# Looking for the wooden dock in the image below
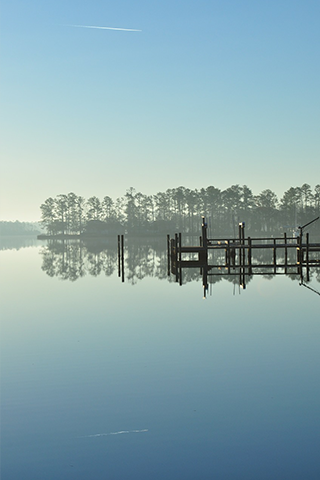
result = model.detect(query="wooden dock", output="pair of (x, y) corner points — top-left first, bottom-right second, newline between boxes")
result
(168, 217), (320, 294)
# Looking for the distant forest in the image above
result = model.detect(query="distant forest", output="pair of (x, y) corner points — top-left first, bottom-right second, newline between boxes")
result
(0, 221), (41, 236)
(40, 184), (320, 237)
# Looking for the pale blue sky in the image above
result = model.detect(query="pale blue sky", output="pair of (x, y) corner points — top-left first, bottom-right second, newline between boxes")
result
(1, 0), (319, 220)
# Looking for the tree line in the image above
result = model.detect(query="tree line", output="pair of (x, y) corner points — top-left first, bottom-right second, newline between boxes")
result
(40, 184), (320, 236)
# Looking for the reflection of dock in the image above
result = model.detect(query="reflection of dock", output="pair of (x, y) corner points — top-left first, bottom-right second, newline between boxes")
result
(168, 217), (320, 296)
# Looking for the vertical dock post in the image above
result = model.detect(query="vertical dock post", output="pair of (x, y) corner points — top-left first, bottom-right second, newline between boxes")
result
(242, 223), (246, 266)
(121, 234), (124, 282)
(117, 235), (121, 277)
(297, 235), (302, 264)
(178, 232), (182, 285)
(225, 241), (229, 268)
(199, 217), (208, 264)
(248, 236), (252, 274)
(167, 234), (170, 276)
(238, 222), (245, 266)
(273, 238), (277, 273)
(238, 223), (242, 266)
(284, 233), (288, 272)
(306, 232), (309, 266)
(174, 234), (178, 282)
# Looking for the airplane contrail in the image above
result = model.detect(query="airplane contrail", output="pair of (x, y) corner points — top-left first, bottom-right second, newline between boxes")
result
(80, 429), (149, 438)
(63, 24), (142, 32)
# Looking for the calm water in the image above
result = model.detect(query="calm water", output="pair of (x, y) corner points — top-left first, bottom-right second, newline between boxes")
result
(1, 238), (320, 480)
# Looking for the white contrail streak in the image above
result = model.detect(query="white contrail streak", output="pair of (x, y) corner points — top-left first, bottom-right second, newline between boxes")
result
(64, 24), (142, 32)
(81, 429), (148, 438)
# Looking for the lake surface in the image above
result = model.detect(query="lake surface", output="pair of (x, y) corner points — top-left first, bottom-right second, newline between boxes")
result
(1, 238), (320, 479)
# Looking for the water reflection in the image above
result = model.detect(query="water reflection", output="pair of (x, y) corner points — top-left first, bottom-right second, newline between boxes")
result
(39, 239), (320, 297)
(0, 236), (43, 251)
(40, 238), (169, 284)
(2, 236), (320, 479)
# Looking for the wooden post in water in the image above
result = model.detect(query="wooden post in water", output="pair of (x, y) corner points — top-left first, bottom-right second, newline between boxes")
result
(121, 234), (124, 282)
(170, 238), (176, 275)
(178, 232), (182, 285)
(199, 217), (208, 264)
(174, 234), (179, 282)
(238, 222), (245, 266)
(296, 236), (300, 264)
(225, 241), (229, 268)
(238, 223), (242, 266)
(284, 233), (288, 273)
(248, 237), (252, 274)
(226, 240), (231, 274)
(273, 239), (277, 273)
(306, 234), (310, 281)
(167, 234), (170, 276)
(117, 235), (121, 277)
(242, 224), (245, 266)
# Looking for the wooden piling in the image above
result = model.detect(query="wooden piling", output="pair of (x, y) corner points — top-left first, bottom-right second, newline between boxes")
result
(297, 235), (303, 264)
(121, 234), (124, 282)
(284, 233), (288, 273)
(199, 218), (208, 264)
(239, 227), (242, 265)
(167, 234), (170, 276)
(273, 239), (277, 273)
(117, 235), (121, 277)
(248, 237), (252, 266)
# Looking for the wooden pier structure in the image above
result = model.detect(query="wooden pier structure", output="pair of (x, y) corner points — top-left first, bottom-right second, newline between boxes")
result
(168, 216), (320, 295)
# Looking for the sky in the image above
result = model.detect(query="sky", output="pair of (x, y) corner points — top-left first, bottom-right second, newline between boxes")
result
(1, 0), (319, 221)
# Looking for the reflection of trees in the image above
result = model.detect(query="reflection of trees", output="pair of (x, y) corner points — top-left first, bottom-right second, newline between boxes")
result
(40, 240), (117, 281)
(40, 239), (320, 287)
(40, 241), (86, 281)
(126, 241), (163, 285)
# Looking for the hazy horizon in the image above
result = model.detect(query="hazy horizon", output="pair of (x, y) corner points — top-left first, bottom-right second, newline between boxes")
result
(1, 0), (319, 222)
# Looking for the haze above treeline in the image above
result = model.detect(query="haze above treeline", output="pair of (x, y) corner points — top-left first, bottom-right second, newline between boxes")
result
(37, 184), (320, 237)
